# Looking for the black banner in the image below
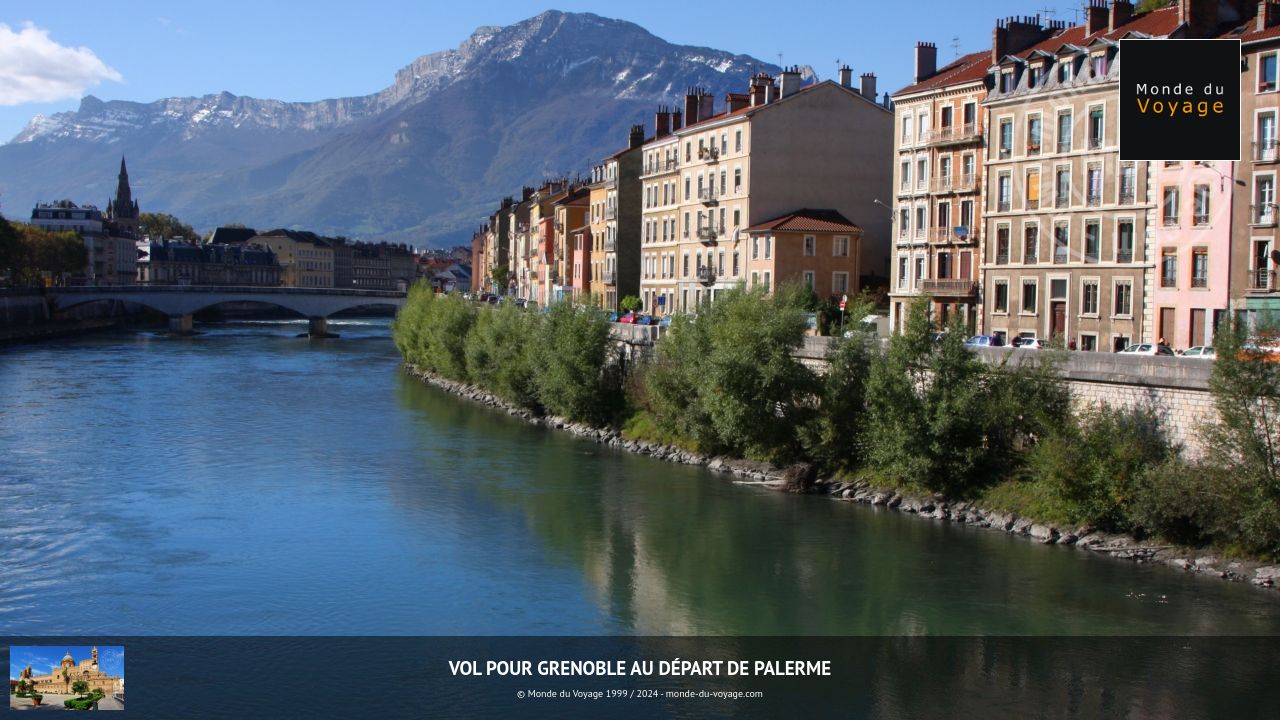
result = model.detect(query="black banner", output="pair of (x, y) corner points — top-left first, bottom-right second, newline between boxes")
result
(5, 636), (1279, 718)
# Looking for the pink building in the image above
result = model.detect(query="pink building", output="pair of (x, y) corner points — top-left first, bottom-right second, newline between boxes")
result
(1151, 161), (1234, 350)
(570, 224), (592, 301)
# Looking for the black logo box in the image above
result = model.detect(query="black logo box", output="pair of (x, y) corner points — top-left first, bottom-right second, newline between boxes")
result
(1120, 38), (1241, 161)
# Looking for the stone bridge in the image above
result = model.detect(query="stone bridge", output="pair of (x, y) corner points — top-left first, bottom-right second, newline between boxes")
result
(49, 285), (407, 335)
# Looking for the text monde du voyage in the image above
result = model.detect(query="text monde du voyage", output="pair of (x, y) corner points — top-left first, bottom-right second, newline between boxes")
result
(1133, 82), (1229, 118)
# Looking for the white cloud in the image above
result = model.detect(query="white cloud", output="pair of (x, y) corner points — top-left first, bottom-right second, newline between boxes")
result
(0, 22), (122, 106)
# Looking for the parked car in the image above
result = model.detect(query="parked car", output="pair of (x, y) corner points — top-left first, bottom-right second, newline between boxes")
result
(658, 315), (672, 328)
(1119, 343), (1175, 356)
(487, 295), (500, 304)
(635, 314), (655, 326)
(618, 312), (636, 324)
(963, 335), (1004, 347)
(1180, 346), (1216, 359)
(607, 312), (620, 323)
(1012, 336), (1044, 349)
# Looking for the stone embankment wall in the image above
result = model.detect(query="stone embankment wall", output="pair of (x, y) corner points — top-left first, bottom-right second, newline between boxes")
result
(610, 328), (1217, 454)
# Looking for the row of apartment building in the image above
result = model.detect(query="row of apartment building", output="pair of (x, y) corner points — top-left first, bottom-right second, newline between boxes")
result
(471, 67), (896, 314)
(890, 0), (1280, 351)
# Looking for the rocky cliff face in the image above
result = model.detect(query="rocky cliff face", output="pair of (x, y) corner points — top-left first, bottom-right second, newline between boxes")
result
(1, 11), (812, 245)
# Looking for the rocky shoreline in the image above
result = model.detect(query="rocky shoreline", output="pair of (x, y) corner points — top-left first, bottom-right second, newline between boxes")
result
(405, 364), (1280, 594)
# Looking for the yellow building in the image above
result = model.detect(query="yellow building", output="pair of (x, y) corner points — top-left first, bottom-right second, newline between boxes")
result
(15, 648), (122, 696)
(250, 230), (334, 288)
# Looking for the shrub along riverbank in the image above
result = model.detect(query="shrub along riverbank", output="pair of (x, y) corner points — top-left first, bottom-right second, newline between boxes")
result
(393, 282), (1280, 562)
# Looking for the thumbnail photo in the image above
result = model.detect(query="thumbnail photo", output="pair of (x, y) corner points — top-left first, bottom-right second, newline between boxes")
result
(9, 647), (123, 711)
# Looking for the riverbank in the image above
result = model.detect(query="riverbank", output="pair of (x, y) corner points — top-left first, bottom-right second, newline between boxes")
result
(404, 363), (1280, 594)
(0, 317), (124, 344)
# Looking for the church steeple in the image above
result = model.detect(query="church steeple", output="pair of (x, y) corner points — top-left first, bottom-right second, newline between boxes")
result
(106, 156), (140, 237)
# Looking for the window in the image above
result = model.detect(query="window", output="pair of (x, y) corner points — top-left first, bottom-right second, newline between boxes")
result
(999, 119), (1013, 158)
(937, 252), (951, 279)
(1258, 111), (1279, 161)
(1084, 221), (1100, 263)
(833, 272), (849, 294)
(1088, 107), (1104, 149)
(1163, 186), (1180, 226)
(683, 253), (689, 277)
(1082, 280), (1099, 315)
(732, 251), (740, 276)
(834, 236), (850, 257)
(1161, 248), (1178, 287)
(998, 173), (1012, 211)
(1117, 220), (1135, 262)
(735, 130), (742, 153)
(803, 271), (815, 288)
(1194, 184), (1211, 225)
(1091, 53), (1108, 78)
(1256, 176), (1276, 223)
(764, 237), (772, 259)
(1054, 223), (1069, 263)
(734, 168), (742, 192)
(960, 200), (974, 229)
(1000, 70), (1015, 93)
(917, 158), (927, 189)
(995, 225), (1010, 264)
(1059, 60), (1072, 84)
(994, 280), (1009, 313)
(1055, 167), (1071, 208)
(684, 177), (691, 201)
(1261, 52), (1277, 93)
(898, 257), (907, 288)
(751, 237), (759, 260)
(1026, 168), (1040, 209)
(939, 156), (952, 184)
(1114, 281), (1133, 316)
(763, 271), (771, 291)
(1080, 334), (1097, 352)
(1029, 65), (1042, 87)
(733, 209), (740, 227)
(1119, 163), (1137, 204)
(915, 257), (925, 281)
(937, 201), (951, 231)
(963, 102), (976, 128)
(1024, 224), (1039, 264)
(1086, 164), (1103, 206)
(899, 208), (909, 237)
(803, 235), (816, 256)
(900, 161), (910, 190)
(1027, 115), (1042, 154)
(1192, 248), (1209, 288)
(1021, 280), (1038, 315)
(1057, 111), (1072, 153)
(916, 207), (927, 237)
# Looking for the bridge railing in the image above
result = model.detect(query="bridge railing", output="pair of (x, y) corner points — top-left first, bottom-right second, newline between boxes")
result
(49, 285), (407, 298)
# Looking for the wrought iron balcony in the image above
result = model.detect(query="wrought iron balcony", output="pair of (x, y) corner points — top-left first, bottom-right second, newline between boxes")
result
(604, 206), (617, 220)
(696, 265), (716, 284)
(1252, 268), (1273, 291)
(1255, 140), (1278, 163)
(697, 225), (722, 243)
(1253, 204), (1278, 226)
(603, 270), (616, 285)
(1117, 248), (1134, 263)
(1119, 190), (1136, 205)
(603, 237), (616, 253)
(697, 187), (719, 205)
(924, 123), (981, 146)
(920, 279), (977, 296)
(697, 146), (720, 162)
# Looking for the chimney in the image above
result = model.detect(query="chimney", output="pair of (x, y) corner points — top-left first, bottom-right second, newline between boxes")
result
(629, 124), (645, 149)
(654, 106), (671, 138)
(764, 78), (779, 103)
(683, 87), (702, 125)
(1259, 0), (1280, 30)
(1178, 0), (1217, 38)
(1086, 0), (1108, 35)
(915, 42), (938, 83)
(749, 74), (770, 106)
(992, 16), (1052, 66)
(778, 66), (801, 98)
(522, 186), (534, 202)
(838, 65), (853, 88)
(860, 72), (877, 100)
(1109, 0), (1134, 31)
(698, 89), (714, 120)
(671, 110), (683, 130)
(726, 92), (749, 112)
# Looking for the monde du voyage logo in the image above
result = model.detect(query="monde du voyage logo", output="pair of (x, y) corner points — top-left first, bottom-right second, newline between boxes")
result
(1120, 38), (1241, 161)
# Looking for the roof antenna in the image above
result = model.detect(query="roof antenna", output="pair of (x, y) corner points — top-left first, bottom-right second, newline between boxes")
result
(950, 36), (961, 58)
(777, 52), (783, 69)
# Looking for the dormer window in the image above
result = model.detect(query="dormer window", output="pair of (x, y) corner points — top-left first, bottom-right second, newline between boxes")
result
(1000, 70), (1015, 93)
(1091, 53), (1108, 78)
(1058, 61), (1071, 83)
(1028, 64), (1042, 87)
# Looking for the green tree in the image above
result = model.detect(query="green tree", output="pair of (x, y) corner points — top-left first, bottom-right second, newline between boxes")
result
(641, 284), (816, 460)
(71, 680), (89, 697)
(138, 212), (198, 241)
(619, 295), (642, 313)
(803, 294), (876, 470)
(418, 291), (476, 380)
(531, 300), (615, 424)
(465, 301), (540, 408)
(864, 297), (991, 493)
(1137, 0), (1175, 11)
(490, 265), (511, 294)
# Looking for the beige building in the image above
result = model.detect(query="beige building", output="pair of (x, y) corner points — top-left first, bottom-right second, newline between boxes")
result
(252, 230), (334, 288)
(587, 169), (610, 303)
(642, 68), (892, 314)
(15, 648), (122, 696)
(890, 47), (988, 332)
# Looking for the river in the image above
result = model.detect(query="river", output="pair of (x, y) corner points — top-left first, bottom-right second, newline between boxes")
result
(2, 317), (1279, 638)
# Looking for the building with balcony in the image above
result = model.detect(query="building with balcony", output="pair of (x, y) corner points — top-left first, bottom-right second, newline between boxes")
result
(138, 239), (280, 286)
(1229, 3), (1280, 324)
(551, 185), (590, 304)
(744, 209), (863, 300)
(639, 106), (684, 315)
(890, 45), (988, 333)
(979, 6), (1183, 351)
(250, 229), (334, 288)
(646, 67), (891, 314)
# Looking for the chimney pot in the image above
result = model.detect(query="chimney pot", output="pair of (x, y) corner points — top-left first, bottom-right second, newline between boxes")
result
(1086, 0), (1108, 35)
(779, 67), (801, 98)
(859, 72), (877, 100)
(838, 64), (853, 88)
(915, 41), (938, 83)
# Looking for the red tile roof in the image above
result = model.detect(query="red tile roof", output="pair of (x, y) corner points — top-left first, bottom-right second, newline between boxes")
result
(745, 209), (861, 234)
(893, 50), (990, 97)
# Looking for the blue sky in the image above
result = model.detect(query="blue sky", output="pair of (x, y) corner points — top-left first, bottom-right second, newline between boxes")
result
(10, 646), (125, 681)
(0, 1), (1092, 143)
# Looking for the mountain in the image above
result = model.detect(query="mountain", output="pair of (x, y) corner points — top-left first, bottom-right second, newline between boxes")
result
(0, 11), (809, 246)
